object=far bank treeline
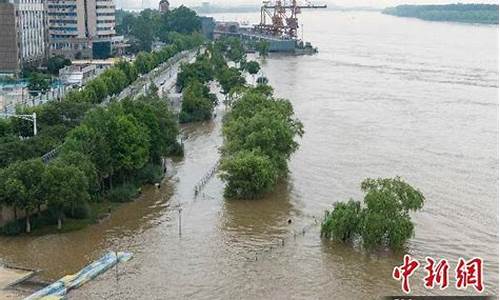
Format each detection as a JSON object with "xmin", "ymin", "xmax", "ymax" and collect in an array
[
  {"xmin": 0, "ymin": 7, "xmax": 205, "ymax": 234},
  {"xmin": 383, "ymin": 4, "xmax": 499, "ymax": 24}
]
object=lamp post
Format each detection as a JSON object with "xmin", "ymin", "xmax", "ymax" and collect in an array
[{"xmin": 0, "ymin": 112, "xmax": 37, "ymax": 136}]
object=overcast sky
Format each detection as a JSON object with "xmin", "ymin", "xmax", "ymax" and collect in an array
[{"xmin": 118, "ymin": 0, "xmax": 498, "ymax": 10}]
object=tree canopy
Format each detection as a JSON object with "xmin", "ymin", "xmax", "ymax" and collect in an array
[
  {"xmin": 115, "ymin": 6, "xmax": 202, "ymax": 53},
  {"xmin": 220, "ymin": 88, "xmax": 303, "ymax": 199},
  {"xmin": 321, "ymin": 177, "xmax": 425, "ymax": 250}
]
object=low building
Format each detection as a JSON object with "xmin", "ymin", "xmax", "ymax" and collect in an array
[
  {"xmin": 58, "ymin": 64, "xmax": 97, "ymax": 86},
  {"xmin": 0, "ymin": 0, "xmax": 48, "ymax": 76}
]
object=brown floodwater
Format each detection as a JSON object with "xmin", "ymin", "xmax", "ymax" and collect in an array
[{"xmin": 0, "ymin": 11, "xmax": 498, "ymax": 299}]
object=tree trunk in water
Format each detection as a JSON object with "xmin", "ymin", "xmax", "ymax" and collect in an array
[
  {"xmin": 14, "ymin": 207, "xmax": 17, "ymax": 219},
  {"xmin": 57, "ymin": 215, "xmax": 62, "ymax": 230},
  {"xmin": 26, "ymin": 213, "xmax": 31, "ymax": 233}
]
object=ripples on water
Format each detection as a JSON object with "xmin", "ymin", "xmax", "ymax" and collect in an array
[{"xmin": 0, "ymin": 11, "xmax": 497, "ymax": 299}]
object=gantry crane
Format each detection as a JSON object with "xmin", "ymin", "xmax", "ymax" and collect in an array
[{"xmin": 255, "ymin": 0, "xmax": 327, "ymax": 39}]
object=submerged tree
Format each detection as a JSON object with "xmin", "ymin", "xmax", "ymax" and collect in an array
[
  {"xmin": 179, "ymin": 80, "xmax": 215, "ymax": 123},
  {"xmin": 321, "ymin": 177, "xmax": 425, "ymax": 250},
  {"xmin": 219, "ymin": 150, "xmax": 277, "ymax": 199},
  {"xmin": 256, "ymin": 40, "xmax": 270, "ymax": 57}
]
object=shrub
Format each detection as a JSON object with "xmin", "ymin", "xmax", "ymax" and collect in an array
[
  {"xmin": 136, "ymin": 163, "xmax": 164, "ymax": 184},
  {"xmin": 63, "ymin": 201, "xmax": 91, "ymax": 219},
  {"xmin": 1, "ymin": 219, "xmax": 23, "ymax": 235},
  {"xmin": 321, "ymin": 200, "xmax": 361, "ymax": 242},
  {"xmin": 105, "ymin": 183, "xmax": 140, "ymax": 203}
]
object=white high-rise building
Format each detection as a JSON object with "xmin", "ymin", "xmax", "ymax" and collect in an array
[
  {"xmin": 47, "ymin": 0, "xmax": 116, "ymax": 59},
  {"xmin": 0, "ymin": 0, "xmax": 48, "ymax": 75}
]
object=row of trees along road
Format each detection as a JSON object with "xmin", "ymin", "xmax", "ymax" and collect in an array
[
  {"xmin": 186, "ymin": 38, "xmax": 304, "ymax": 199},
  {"xmin": 176, "ymin": 37, "xmax": 267, "ymax": 124},
  {"xmin": 0, "ymin": 33, "xmax": 203, "ymax": 169},
  {"xmin": 0, "ymin": 88, "xmax": 180, "ymax": 233},
  {"xmin": 0, "ymin": 15, "xmax": 204, "ymax": 233},
  {"xmin": 174, "ymin": 37, "xmax": 299, "ymax": 199}
]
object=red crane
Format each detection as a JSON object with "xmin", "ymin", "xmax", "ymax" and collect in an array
[{"xmin": 256, "ymin": 0, "xmax": 327, "ymax": 39}]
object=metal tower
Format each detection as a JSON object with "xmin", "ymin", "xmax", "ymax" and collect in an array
[{"xmin": 256, "ymin": 0, "xmax": 327, "ymax": 39}]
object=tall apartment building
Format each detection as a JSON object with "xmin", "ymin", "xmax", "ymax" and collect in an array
[
  {"xmin": 47, "ymin": 0, "xmax": 116, "ymax": 59},
  {"xmin": 0, "ymin": 0, "xmax": 48, "ymax": 75}
]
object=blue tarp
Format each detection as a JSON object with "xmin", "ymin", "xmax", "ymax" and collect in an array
[{"xmin": 25, "ymin": 251, "xmax": 132, "ymax": 300}]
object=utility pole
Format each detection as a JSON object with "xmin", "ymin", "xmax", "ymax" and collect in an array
[{"xmin": 178, "ymin": 207, "xmax": 182, "ymax": 236}]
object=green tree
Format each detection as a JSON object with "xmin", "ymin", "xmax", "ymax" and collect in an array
[
  {"xmin": 226, "ymin": 38, "xmax": 246, "ymax": 65},
  {"xmin": 176, "ymin": 56, "xmax": 214, "ymax": 91},
  {"xmin": 84, "ymin": 78, "xmax": 108, "ymax": 103},
  {"xmin": 122, "ymin": 98, "xmax": 163, "ymax": 162},
  {"xmin": 116, "ymin": 9, "xmax": 136, "ymax": 36},
  {"xmin": 1, "ymin": 178, "xmax": 27, "ymax": 220},
  {"xmin": 57, "ymin": 151, "xmax": 98, "ymax": 194},
  {"xmin": 63, "ymin": 112, "xmax": 113, "ymax": 188},
  {"xmin": 115, "ymin": 59, "xmax": 138, "ymax": 84},
  {"xmin": 220, "ymin": 90, "xmax": 303, "ymax": 198},
  {"xmin": 321, "ymin": 177, "xmax": 425, "ymax": 250},
  {"xmin": 100, "ymin": 67, "xmax": 128, "ymax": 95},
  {"xmin": 216, "ymin": 67, "xmax": 246, "ymax": 97},
  {"xmin": 219, "ymin": 150, "xmax": 277, "ymax": 199},
  {"xmin": 134, "ymin": 52, "xmax": 154, "ymax": 74},
  {"xmin": 42, "ymin": 163, "xmax": 89, "ymax": 230},
  {"xmin": 256, "ymin": 40, "xmax": 270, "ymax": 57},
  {"xmin": 0, "ymin": 159, "xmax": 45, "ymax": 232},
  {"xmin": 46, "ymin": 55, "xmax": 71, "ymax": 75},
  {"xmin": 27, "ymin": 72, "xmax": 51, "ymax": 96},
  {"xmin": 107, "ymin": 106, "xmax": 150, "ymax": 178},
  {"xmin": 131, "ymin": 11, "xmax": 155, "ymax": 51},
  {"xmin": 164, "ymin": 6, "xmax": 201, "ymax": 34},
  {"xmin": 179, "ymin": 80, "xmax": 215, "ymax": 123},
  {"xmin": 321, "ymin": 200, "xmax": 361, "ymax": 241},
  {"xmin": 245, "ymin": 61, "xmax": 260, "ymax": 76}
]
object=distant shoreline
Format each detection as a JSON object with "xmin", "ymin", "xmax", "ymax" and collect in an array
[
  {"xmin": 382, "ymin": 4, "xmax": 498, "ymax": 25},
  {"xmin": 189, "ymin": 5, "xmax": 381, "ymax": 15}
]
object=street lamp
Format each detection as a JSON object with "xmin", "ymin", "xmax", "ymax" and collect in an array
[{"xmin": 0, "ymin": 112, "xmax": 37, "ymax": 136}]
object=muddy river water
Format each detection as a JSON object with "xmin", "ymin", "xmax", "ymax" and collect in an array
[{"xmin": 0, "ymin": 10, "xmax": 498, "ymax": 299}]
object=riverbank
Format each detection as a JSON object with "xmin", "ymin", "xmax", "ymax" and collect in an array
[{"xmin": 382, "ymin": 4, "xmax": 499, "ymax": 24}]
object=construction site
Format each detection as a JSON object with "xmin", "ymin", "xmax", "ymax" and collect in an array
[{"xmin": 213, "ymin": 0, "xmax": 327, "ymax": 54}]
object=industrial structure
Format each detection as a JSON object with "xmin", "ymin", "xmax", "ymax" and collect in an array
[
  {"xmin": 213, "ymin": 0, "xmax": 326, "ymax": 54},
  {"xmin": 256, "ymin": 0, "xmax": 326, "ymax": 39}
]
